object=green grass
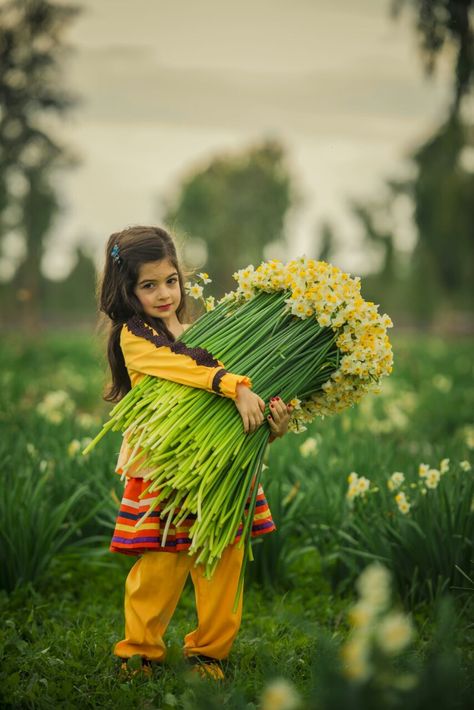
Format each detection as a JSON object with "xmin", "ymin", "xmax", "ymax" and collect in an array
[
  {"xmin": 0, "ymin": 330, "xmax": 473, "ymax": 708},
  {"xmin": 0, "ymin": 552, "xmax": 344, "ymax": 709}
]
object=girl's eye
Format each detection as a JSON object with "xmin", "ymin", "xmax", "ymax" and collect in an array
[{"xmin": 142, "ymin": 278, "xmax": 177, "ymax": 289}]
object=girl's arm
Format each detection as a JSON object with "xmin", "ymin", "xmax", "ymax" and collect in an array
[{"xmin": 121, "ymin": 320, "xmax": 251, "ymax": 400}]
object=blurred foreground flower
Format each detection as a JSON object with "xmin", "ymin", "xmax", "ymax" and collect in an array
[
  {"xmin": 376, "ymin": 611, "xmax": 413, "ymax": 654},
  {"xmin": 341, "ymin": 562, "xmax": 415, "ymax": 684},
  {"xmin": 261, "ymin": 677, "xmax": 301, "ymax": 710},
  {"xmin": 355, "ymin": 562, "xmax": 391, "ymax": 611}
]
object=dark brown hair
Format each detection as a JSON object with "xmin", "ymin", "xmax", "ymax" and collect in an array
[{"xmin": 97, "ymin": 225, "xmax": 192, "ymax": 402}]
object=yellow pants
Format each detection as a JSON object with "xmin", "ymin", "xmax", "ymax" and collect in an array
[{"xmin": 114, "ymin": 543, "xmax": 245, "ymax": 662}]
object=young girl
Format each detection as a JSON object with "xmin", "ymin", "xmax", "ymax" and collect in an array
[{"xmin": 98, "ymin": 225, "xmax": 292, "ymax": 681}]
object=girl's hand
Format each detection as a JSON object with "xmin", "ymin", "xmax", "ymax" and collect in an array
[
  {"xmin": 235, "ymin": 383, "xmax": 266, "ymax": 434},
  {"xmin": 268, "ymin": 397, "xmax": 293, "ymax": 442}
]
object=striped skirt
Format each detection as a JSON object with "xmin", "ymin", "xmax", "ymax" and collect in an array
[{"xmin": 110, "ymin": 477, "xmax": 277, "ymax": 555}]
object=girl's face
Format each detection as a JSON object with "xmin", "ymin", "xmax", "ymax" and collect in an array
[{"xmin": 134, "ymin": 259, "xmax": 182, "ymax": 324}]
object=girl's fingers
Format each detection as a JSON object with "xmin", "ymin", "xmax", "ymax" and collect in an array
[
  {"xmin": 251, "ymin": 415, "xmax": 263, "ymax": 432},
  {"xmin": 270, "ymin": 404, "xmax": 288, "ymax": 422},
  {"xmin": 269, "ymin": 399, "xmax": 283, "ymax": 415}
]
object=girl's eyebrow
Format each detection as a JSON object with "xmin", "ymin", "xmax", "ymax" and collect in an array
[{"xmin": 138, "ymin": 272, "xmax": 178, "ymax": 285}]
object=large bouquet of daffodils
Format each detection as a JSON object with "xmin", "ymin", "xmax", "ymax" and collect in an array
[{"xmin": 84, "ymin": 257, "xmax": 393, "ymax": 605}]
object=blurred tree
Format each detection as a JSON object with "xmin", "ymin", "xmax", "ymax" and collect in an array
[
  {"xmin": 162, "ymin": 139, "xmax": 296, "ymax": 295},
  {"xmin": 351, "ymin": 113, "xmax": 474, "ymax": 327},
  {"xmin": 315, "ymin": 220, "xmax": 337, "ymax": 263},
  {"xmin": 350, "ymin": 203, "xmax": 397, "ymax": 283},
  {"xmin": 406, "ymin": 113, "xmax": 474, "ymax": 314},
  {"xmin": 43, "ymin": 245, "xmax": 97, "ymax": 320},
  {"xmin": 0, "ymin": 0, "xmax": 80, "ymax": 329},
  {"xmin": 391, "ymin": 0, "xmax": 473, "ymax": 113}
]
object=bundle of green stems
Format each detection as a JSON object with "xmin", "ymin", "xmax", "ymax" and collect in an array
[{"xmin": 84, "ymin": 290, "xmax": 340, "ymax": 609}]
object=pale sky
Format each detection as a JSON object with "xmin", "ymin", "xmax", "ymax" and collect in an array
[{"xmin": 2, "ymin": 0, "xmax": 453, "ymax": 281}]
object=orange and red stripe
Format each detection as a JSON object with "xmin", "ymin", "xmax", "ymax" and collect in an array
[{"xmin": 110, "ymin": 477, "xmax": 276, "ymax": 555}]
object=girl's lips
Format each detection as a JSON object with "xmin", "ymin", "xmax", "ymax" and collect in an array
[{"xmin": 156, "ymin": 304, "xmax": 171, "ymax": 310}]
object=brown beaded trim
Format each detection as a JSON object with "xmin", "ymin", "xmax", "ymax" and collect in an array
[
  {"xmin": 126, "ymin": 315, "xmax": 228, "ymax": 394},
  {"xmin": 211, "ymin": 368, "xmax": 230, "ymax": 394}
]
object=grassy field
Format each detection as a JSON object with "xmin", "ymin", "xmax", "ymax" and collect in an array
[{"xmin": 0, "ymin": 331, "xmax": 473, "ymax": 709}]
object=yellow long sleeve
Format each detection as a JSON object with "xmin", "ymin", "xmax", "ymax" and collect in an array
[{"xmin": 120, "ymin": 320, "xmax": 252, "ymax": 400}]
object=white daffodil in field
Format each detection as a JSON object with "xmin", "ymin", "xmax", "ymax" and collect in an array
[
  {"xmin": 357, "ymin": 476, "xmax": 370, "ymax": 494},
  {"xmin": 424, "ymin": 468, "xmax": 441, "ymax": 489},
  {"xmin": 68, "ymin": 438, "xmax": 92, "ymax": 458},
  {"xmin": 432, "ymin": 373, "xmax": 452, "ymax": 393},
  {"xmin": 440, "ymin": 458, "xmax": 450, "ymax": 474},
  {"xmin": 346, "ymin": 472, "xmax": 371, "ymax": 501},
  {"xmin": 261, "ymin": 678, "xmax": 301, "ymax": 710},
  {"xmin": 26, "ymin": 442, "xmax": 37, "ymax": 457},
  {"xmin": 418, "ymin": 463, "xmax": 429, "ymax": 477},
  {"xmin": 197, "ymin": 272, "xmax": 212, "ymax": 284},
  {"xmin": 460, "ymin": 460, "xmax": 471, "ymax": 471},
  {"xmin": 376, "ymin": 612, "xmax": 414, "ymax": 655},
  {"xmin": 77, "ymin": 412, "xmax": 98, "ymax": 429},
  {"xmin": 346, "ymin": 484, "xmax": 359, "ymax": 501},
  {"xmin": 37, "ymin": 389, "xmax": 75, "ymax": 424},
  {"xmin": 299, "ymin": 437, "xmax": 318, "ymax": 458},
  {"xmin": 462, "ymin": 425, "xmax": 474, "ymax": 449},
  {"xmin": 68, "ymin": 439, "xmax": 81, "ymax": 457},
  {"xmin": 387, "ymin": 472, "xmax": 405, "ymax": 491},
  {"xmin": 395, "ymin": 491, "xmax": 411, "ymax": 514}
]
